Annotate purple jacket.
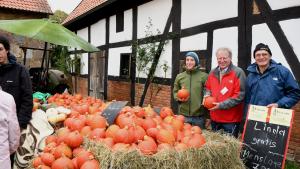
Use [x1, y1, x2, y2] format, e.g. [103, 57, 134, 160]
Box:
[0, 90, 20, 168]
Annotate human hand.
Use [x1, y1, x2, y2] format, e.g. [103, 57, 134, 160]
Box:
[208, 102, 219, 111]
[266, 103, 278, 108]
[177, 96, 189, 102]
[202, 95, 209, 105]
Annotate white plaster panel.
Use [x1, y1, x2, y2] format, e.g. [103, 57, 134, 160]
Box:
[137, 0, 172, 39]
[155, 41, 172, 79]
[77, 28, 89, 51]
[181, 0, 238, 29]
[108, 46, 132, 76]
[212, 27, 238, 69]
[91, 19, 106, 46]
[80, 53, 89, 75]
[267, 0, 300, 10]
[109, 9, 133, 43]
[280, 19, 300, 63]
[136, 42, 172, 79]
[180, 33, 207, 51]
[252, 23, 291, 72]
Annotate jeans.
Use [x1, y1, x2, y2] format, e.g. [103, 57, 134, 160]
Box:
[184, 116, 205, 129]
[211, 121, 240, 138]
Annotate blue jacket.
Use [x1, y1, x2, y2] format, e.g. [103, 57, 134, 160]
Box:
[245, 60, 300, 109]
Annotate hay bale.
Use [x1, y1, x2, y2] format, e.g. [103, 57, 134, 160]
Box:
[84, 131, 245, 169]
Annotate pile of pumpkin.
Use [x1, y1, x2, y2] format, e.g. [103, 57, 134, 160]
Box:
[31, 93, 107, 169]
[31, 93, 244, 169]
[30, 92, 207, 169]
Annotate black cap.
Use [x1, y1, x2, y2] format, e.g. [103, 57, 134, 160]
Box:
[253, 43, 272, 57]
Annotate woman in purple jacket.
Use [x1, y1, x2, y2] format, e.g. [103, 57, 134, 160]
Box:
[0, 89, 20, 168]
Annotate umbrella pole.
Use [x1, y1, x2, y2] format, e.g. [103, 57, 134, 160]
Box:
[22, 48, 27, 65]
[40, 42, 48, 92]
[41, 42, 48, 71]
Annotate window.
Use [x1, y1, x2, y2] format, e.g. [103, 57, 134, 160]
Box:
[120, 53, 130, 78]
[116, 11, 124, 32]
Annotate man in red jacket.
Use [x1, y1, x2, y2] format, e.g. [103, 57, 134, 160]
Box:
[204, 47, 246, 138]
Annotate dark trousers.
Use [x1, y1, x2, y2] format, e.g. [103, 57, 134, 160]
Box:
[211, 121, 240, 138]
[184, 116, 205, 129]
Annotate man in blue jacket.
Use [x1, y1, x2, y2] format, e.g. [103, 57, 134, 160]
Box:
[245, 43, 300, 109]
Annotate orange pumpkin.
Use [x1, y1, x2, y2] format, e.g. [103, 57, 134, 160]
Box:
[86, 115, 107, 129]
[76, 150, 94, 168]
[177, 86, 189, 100]
[80, 160, 100, 169]
[51, 157, 74, 169]
[53, 144, 72, 159]
[138, 140, 158, 155]
[65, 131, 83, 148]
[203, 96, 216, 109]
[159, 107, 173, 119]
[187, 134, 206, 148]
[156, 129, 176, 145]
[105, 124, 120, 138]
[32, 157, 44, 168]
[40, 153, 55, 167]
[174, 143, 188, 151]
[45, 135, 57, 145]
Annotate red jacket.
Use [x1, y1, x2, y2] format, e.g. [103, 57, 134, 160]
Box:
[205, 64, 246, 123]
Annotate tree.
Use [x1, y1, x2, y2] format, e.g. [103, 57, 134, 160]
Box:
[132, 18, 171, 106]
[49, 10, 68, 24]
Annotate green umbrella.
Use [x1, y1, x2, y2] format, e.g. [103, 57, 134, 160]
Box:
[0, 19, 99, 52]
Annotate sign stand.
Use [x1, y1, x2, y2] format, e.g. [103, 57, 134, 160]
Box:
[101, 101, 128, 125]
[240, 105, 294, 169]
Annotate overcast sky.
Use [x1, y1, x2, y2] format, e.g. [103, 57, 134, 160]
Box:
[48, 0, 82, 14]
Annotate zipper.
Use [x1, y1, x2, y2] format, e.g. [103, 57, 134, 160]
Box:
[189, 72, 192, 115]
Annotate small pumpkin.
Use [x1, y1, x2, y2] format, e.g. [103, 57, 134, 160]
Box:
[203, 96, 216, 109]
[80, 159, 100, 169]
[51, 157, 74, 169]
[177, 86, 189, 100]
[40, 153, 55, 167]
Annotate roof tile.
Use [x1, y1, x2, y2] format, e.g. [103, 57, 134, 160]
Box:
[63, 0, 106, 25]
[0, 0, 52, 14]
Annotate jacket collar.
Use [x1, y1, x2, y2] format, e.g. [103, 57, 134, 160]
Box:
[8, 52, 17, 64]
[185, 66, 200, 74]
[213, 63, 234, 76]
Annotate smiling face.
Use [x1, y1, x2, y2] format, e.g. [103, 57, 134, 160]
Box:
[216, 50, 231, 70]
[185, 56, 196, 70]
[254, 50, 271, 68]
[0, 43, 9, 64]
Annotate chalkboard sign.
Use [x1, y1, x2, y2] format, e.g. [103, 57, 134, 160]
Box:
[240, 105, 294, 169]
[101, 101, 128, 125]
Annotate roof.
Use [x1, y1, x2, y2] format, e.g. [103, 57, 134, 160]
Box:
[63, 0, 107, 25]
[0, 0, 52, 14]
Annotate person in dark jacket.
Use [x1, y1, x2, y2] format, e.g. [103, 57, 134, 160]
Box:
[0, 35, 33, 129]
[204, 47, 246, 138]
[173, 51, 209, 129]
[0, 35, 33, 166]
[245, 43, 300, 110]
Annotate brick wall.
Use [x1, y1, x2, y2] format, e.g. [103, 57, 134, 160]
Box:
[107, 80, 171, 108]
[134, 83, 171, 108]
[288, 101, 300, 162]
[107, 80, 131, 101]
